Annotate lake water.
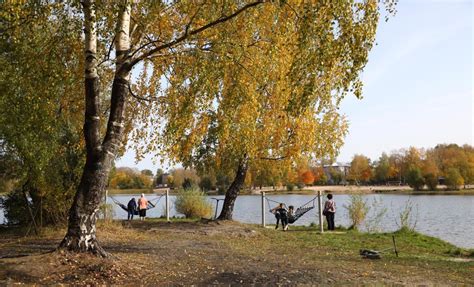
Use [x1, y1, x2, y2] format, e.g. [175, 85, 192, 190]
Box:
[108, 193, 474, 249]
[1, 194, 473, 249]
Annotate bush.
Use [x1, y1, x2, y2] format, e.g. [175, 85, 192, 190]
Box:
[199, 176, 215, 192]
[175, 187, 213, 219]
[314, 173, 328, 185]
[424, 173, 438, 190]
[286, 183, 295, 191]
[182, 177, 195, 189]
[364, 197, 387, 233]
[396, 199, 418, 231]
[344, 195, 368, 230]
[296, 182, 305, 190]
[406, 166, 424, 191]
[0, 189, 29, 225]
[445, 168, 464, 190]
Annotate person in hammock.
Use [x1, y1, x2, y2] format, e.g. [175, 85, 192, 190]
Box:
[288, 205, 295, 221]
[271, 203, 289, 230]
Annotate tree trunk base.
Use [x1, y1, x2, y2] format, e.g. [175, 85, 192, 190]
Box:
[59, 235, 109, 258]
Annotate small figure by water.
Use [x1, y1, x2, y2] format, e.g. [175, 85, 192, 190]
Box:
[324, 194, 336, 231]
[127, 198, 137, 220]
[271, 203, 289, 231]
[138, 193, 148, 221]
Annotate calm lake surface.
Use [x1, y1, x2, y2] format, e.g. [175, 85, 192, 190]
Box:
[1, 194, 473, 249]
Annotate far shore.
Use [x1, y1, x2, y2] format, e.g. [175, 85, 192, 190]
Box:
[106, 185, 474, 196]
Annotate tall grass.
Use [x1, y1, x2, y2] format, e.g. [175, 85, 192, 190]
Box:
[344, 194, 368, 230]
[175, 187, 213, 219]
[364, 197, 388, 233]
[396, 198, 418, 231]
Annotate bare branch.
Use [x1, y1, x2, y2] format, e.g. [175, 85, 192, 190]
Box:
[98, 34, 116, 67]
[128, 83, 163, 103]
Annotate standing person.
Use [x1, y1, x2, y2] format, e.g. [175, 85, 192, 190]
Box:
[138, 193, 148, 221]
[127, 198, 137, 220]
[324, 194, 336, 231]
[270, 204, 282, 229]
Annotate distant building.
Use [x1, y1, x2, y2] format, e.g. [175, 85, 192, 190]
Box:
[322, 162, 350, 185]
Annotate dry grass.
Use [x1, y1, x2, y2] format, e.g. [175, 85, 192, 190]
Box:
[0, 219, 473, 285]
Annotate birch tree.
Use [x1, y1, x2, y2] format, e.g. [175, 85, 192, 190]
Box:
[2, 1, 395, 255]
[60, 0, 279, 256]
[145, 1, 392, 219]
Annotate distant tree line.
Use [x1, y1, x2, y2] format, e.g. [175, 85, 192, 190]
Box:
[110, 144, 472, 192]
[275, 144, 473, 191]
[106, 143, 473, 193]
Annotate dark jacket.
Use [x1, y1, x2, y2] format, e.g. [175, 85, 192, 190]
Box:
[127, 199, 137, 212]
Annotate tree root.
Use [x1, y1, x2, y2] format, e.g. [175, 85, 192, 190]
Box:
[59, 236, 110, 258]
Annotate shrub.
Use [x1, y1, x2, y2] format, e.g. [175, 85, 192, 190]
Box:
[0, 189, 29, 225]
[286, 183, 295, 191]
[364, 197, 388, 233]
[199, 176, 215, 192]
[175, 187, 212, 219]
[445, 168, 464, 190]
[424, 173, 438, 191]
[344, 195, 368, 230]
[406, 166, 424, 191]
[396, 199, 418, 231]
[182, 177, 195, 189]
[296, 182, 305, 190]
[314, 173, 328, 185]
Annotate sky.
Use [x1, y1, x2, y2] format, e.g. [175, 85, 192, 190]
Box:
[117, 0, 473, 171]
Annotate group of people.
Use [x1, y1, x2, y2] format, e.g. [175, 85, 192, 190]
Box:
[271, 194, 336, 231]
[127, 193, 148, 221]
[270, 203, 293, 231]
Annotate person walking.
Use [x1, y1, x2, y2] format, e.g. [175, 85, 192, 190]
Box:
[127, 198, 137, 220]
[324, 194, 336, 231]
[138, 193, 148, 221]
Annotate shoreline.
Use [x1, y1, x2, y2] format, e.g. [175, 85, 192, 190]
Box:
[107, 185, 474, 196]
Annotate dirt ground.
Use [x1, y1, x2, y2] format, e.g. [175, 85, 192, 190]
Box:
[0, 220, 472, 285]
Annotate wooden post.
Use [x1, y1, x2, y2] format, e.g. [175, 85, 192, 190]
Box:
[213, 199, 220, 220]
[261, 191, 266, 228]
[318, 190, 324, 233]
[392, 235, 398, 257]
[166, 189, 170, 222]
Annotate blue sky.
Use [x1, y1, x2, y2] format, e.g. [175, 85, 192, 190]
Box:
[117, 0, 473, 171]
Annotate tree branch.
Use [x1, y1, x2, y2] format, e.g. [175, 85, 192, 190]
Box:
[128, 83, 163, 103]
[127, 1, 264, 69]
[98, 34, 116, 67]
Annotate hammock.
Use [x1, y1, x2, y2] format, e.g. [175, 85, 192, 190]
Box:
[266, 196, 317, 224]
[110, 195, 163, 215]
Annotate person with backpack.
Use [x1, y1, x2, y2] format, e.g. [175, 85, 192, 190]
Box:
[127, 198, 137, 220]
